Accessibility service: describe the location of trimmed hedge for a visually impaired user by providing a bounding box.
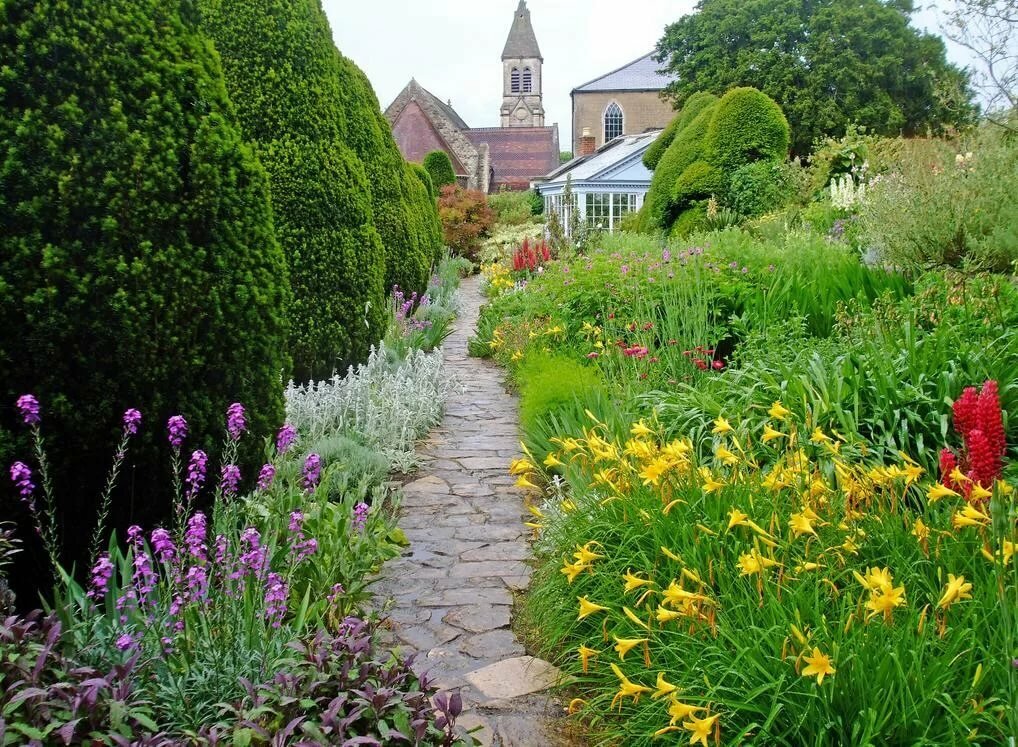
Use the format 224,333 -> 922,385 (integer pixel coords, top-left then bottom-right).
730,159 -> 790,217
199,0 -> 386,381
705,87 -> 790,174
644,102 -> 718,229
643,91 -> 718,170
410,163 -> 437,199
423,151 -> 457,190
0,0 -> 290,562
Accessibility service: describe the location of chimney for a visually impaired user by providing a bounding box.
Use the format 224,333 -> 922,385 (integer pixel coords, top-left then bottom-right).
578,127 -> 596,156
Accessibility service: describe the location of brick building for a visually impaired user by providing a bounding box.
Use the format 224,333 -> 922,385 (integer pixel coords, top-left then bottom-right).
384,1 -> 558,192
571,53 -> 676,154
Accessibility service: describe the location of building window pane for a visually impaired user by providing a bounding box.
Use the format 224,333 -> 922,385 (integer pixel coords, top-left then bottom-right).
522,68 -> 532,93
610,193 -> 638,231
586,192 -> 609,229
511,68 -> 521,93
604,102 -> 623,142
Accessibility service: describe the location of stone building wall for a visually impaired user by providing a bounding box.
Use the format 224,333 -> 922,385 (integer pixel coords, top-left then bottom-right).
571,90 -> 675,152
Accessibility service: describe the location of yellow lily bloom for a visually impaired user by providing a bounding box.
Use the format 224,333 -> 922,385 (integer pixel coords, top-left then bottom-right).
623,606 -> 652,631
577,596 -> 609,620
810,427 -> 832,444
652,672 -> 678,700
938,574 -> 972,610
577,644 -> 598,674
801,647 -> 836,685
727,508 -> 749,530
667,697 -> 703,725
737,550 -> 780,576
865,585 -> 906,622
573,543 -> 603,564
682,712 -> 720,747
789,512 -> 817,537
623,570 -> 654,593
762,424 -> 785,443
613,636 -> 648,661
952,504 -> 991,529
560,560 -> 589,584
769,401 -> 791,420
701,473 -> 726,494
630,420 -> 654,437
543,453 -> 564,468
928,482 -> 960,502
515,475 -> 539,490
715,445 -> 739,465
903,462 -> 924,485
969,483 -> 993,502
508,458 -> 535,475
949,467 -> 972,485
656,605 -> 683,624
912,518 -> 929,543
712,417 -> 733,435
608,663 -> 651,710
853,566 -> 894,594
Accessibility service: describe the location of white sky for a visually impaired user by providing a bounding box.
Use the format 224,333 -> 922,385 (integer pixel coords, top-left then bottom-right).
325,1 -> 973,150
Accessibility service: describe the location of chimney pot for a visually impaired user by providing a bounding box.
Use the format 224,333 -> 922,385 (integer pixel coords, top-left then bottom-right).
578,129 -> 596,156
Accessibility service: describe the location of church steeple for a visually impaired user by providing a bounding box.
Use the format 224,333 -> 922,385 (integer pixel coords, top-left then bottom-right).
500,1 -> 545,127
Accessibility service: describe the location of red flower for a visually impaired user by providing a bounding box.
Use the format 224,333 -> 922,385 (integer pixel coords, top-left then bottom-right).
939,448 -> 959,488
712,360 -> 725,370
952,386 -> 980,437
694,359 -> 708,371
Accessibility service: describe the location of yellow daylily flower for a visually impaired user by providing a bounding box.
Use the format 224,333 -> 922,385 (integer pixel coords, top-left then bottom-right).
712,417 -> 733,435
682,712 -> 720,747
577,644 -> 599,674
623,606 -> 652,631
613,636 -> 648,661
949,467 -> 972,486
769,401 -> 791,420
928,482 -> 960,502
969,483 -> 993,502
630,420 -> 654,437
865,585 -> 906,622
515,475 -> 540,490
715,445 -> 739,466
609,663 -> 651,710
952,504 -> 990,529
903,462 -> 924,485
737,550 -> 780,576
801,647 -> 836,685
810,427 -> 832,444
623,570 -> 654,593
508,458 -> 535,475
912,518 -> 929,543
667,696 -> 703,725
762,424 -> 785,443
652,672 -> 678,700
639,457 -> 671,486
789,512 -> 817,537
701,471 -> 725,494
577,596 -> 609,620
560,560 -> 589,584
656,605 -> 683,624
727,508 -> 749,530
543,453 -> 564,468
938,574 -> 972,610
853,566 -> 894,594
573,543 -> 603,564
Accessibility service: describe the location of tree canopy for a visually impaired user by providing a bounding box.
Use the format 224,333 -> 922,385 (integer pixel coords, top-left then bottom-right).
655,0 -> 977,153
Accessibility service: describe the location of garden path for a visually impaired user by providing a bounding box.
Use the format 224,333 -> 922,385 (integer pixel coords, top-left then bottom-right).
373,275 -> 571,747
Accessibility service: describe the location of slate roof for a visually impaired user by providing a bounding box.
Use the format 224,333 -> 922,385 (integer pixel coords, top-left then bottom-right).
572,53 -> 674,93
410,80 -> 470,131
466,127 -> 559,191
502,0 -> 542,60
539,130 -> 660,185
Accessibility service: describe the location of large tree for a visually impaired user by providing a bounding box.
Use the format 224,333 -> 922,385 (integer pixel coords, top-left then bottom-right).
0,0 -> 290,567
656,0 -> 977,153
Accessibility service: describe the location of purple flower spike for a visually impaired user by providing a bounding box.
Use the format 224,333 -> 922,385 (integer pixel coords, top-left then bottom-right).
263,572 -> 288,628
256,464 -> 275,492
115,633 -> 136,652
122,408 -> 142,437
276,424 -> 298,455
15,394 -> 40,425
220,464 -> 241,497
185,512 -> 207,561
185,450 -> 208,498
87,553 -> 114,600
151,528 -> 176,563
662,249 -> 671,262
353,502 -> 370,532
167,415 -> 188,449
9,461 -> 35,504
186,565 -> 208,601
226,402 -> 246,441
302,453 -> 322,492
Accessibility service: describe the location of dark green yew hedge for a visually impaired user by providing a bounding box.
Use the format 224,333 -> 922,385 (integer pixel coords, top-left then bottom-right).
423,151 -> 457,190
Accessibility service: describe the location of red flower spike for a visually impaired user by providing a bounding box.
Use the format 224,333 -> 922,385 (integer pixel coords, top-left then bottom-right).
964,429 -> 998,487
952,387 -> 980,437
939,448 -> 958,488
977,380 -> 1006,459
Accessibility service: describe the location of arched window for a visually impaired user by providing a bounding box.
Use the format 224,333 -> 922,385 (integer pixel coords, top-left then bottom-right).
511,68 -> 521,93
522,68 -> 532,93
604,102 -> 624,142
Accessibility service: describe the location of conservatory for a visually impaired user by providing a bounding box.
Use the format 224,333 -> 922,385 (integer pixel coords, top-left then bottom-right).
533,129 -> 660,235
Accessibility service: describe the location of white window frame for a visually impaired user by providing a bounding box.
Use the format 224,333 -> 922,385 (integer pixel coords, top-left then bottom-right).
603,101 -> 624,143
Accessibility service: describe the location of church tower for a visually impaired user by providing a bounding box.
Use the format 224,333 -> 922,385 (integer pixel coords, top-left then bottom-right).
500,1 -> 544,127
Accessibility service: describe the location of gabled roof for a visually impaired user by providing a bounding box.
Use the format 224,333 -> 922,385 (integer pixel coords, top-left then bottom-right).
572,53 -> 675,94
537,130 -> 661,186
502,0 -> 542,60
466,126 -> 559,191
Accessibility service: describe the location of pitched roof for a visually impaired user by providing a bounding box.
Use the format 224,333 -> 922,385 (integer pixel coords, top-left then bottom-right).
539,130 -> 661,185
466,126 -> 559,190
501,0 -> 542,60
572,53 -> 675,93
401,79 -> 470,131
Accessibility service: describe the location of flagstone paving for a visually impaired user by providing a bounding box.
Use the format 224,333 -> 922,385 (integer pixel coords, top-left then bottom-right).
373,275 -> 571,746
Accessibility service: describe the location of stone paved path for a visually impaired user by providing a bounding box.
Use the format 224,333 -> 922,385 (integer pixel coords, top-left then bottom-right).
373,275 -> 568,747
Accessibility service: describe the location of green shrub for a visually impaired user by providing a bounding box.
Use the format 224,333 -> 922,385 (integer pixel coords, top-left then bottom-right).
644,102 -> 718,229
670,202 -> 710,237
705,87 -> 790,175
729,159 -> 791,216
488,189 -> 537,226
409,162 -> 436,198
423,151 -> 457,189
336,55 -> 441,295
642,91 -> 718,170
515,354 -> 605,435
672,160 -> 726,204
199,0 -> 386,380
0,0 -> 290,563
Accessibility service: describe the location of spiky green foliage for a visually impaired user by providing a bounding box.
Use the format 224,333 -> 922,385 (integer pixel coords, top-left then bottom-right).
198,0 -> 386,381
705,87 -> 790,174
423,151 -> 457,189
335,55 -> 441,295
0,0 -> 290,556
643,91 -> 719,170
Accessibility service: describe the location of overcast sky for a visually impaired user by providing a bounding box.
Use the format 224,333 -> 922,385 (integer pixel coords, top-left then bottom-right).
325,1 -> 972,150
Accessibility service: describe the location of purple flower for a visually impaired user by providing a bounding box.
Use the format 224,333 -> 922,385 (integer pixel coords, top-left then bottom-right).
353,502 -> 370,532
263,572 -> 288,628
150,528 -> 176,563
302,453 -> 322,492
662,249 -> 671,262
288,511 -> 304,534
127,525 -> 144,546
115,633 -> 136,652
122,408 -> 142,437
186,565 -> 208,601
219,464 -> 241,498
239,527 -> 266,578
287,511 -> 317,563
88,553 -> 114,600
132,550 -> 156,606
9,461 -> 35,504
226,402 -> 246,441
185,450 -> 208,499
15,394 -> 40,425
185,512 -> 207,561
166,415 -> 188,449
256,463 -> 275,492
214,534 -> 228,565
276,424 -> 298,455
327,583 -> 345,608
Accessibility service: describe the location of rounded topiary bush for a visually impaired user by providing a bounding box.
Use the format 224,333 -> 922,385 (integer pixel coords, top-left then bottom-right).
409,163 -> 437,199
423,151 -> 457,190
729,160 -> 791,217
0,0 -> 290,566
705,87 -> 790,174
199,0 -> 387,380
644,102 -> 718,229
643,91 -> 719,171
672,160 -> 726,204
